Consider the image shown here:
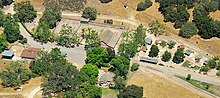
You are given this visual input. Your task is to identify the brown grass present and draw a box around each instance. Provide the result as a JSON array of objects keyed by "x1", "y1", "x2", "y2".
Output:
[
  {"x1": 127, "y1": 69, "x2": 205, "y2": 98},
  {"x1": 209, "y1": 10, "x2": 220, "y2": 21}
]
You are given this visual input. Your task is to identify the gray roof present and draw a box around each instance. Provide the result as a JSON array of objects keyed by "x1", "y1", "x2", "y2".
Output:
[
  {"x1": 140, "y1": 57, "x2": 158, "y2": 64},
  {"x1": 101, "y1": 30, "x2": 121, "y2": 48},
  {"x1": 2, "y1": 50, "x2": 14, "y2": 57},
  {"x1": 185, "y1": 50, "x2": 193, "y2": 56},
  {"x1": 99, "y1": 72, "x2": 115, "y2": 83},
  {"x1": 195, "y1": 54, "x2": 203, "y2": 59},
  {"x1": 168, "y1": 40, "x2": 177, "y2": 44},
  {"x1": 145, "y1": 37, "x2": 152, "y2": 45}
]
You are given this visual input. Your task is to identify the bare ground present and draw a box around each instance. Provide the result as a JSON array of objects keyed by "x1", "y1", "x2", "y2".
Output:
[{"x1": 127, "y1": 69, "x2": 205, "y2": 98}]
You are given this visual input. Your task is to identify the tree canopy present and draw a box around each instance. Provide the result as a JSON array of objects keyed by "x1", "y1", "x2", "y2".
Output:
[
  {"x1": 83, "y1": 28, "x2": 101, "y2": 49},
  {"x1": 86, "y1": 47, "x2": 110, "y2": 68},
  {"x1": 56, "y1": 24, "x2": 80, "y2": 47},
  {"x1": 137, "y1": 0, "x2": 153, "y2": 11},
  {"x1": 79, "y1": 64, "x2": 99, "y2": 85},
  {"x1": 0, "y1": 34, "x2": 8, "y2": 52},
  {"x1": 3, "y1": 14, "x2": 20, "y2": 43},
  {"x1": 33, "y1": 22, "x2": 54, "y2": 43},
  {"x1": 14, "y1": 1, "x2": 37, "y2": 22},
  {"x1": 0, "y1": 62, "x2": 33, "y2": 88},
  {"x1": 179, "y1": 22, "x2": 198, "y2": 38},
  {"x1": 82, "y1": 7, "x2": 97, "y2": 20},
  {"x1": 0, "y1": 0, "x2": 13, "y2": 8},
  {"x1": 110, "y1": 56, "x2": 130, "y2": 78},
  {"x1": 118, "y1": 85, "x2": 143, "y2": 98},
  {"x1": 99, "y1": 0, "x2": 112, "y2": 3},
  {"x1": 148, "y1": 20, "x2": 166, "y2": 36},
  {"x1": 162, "y1": 50, "x2": 172, "y2": 62},
  {"x1": 39, "y1": 4, "x2": 61, "y2": 29},
  {"x1": 148, "y1": 45, "x2": 159, "y2": 57},
  {"x1": 172, "y1": 49, "x2": 185, "y2": 64}
]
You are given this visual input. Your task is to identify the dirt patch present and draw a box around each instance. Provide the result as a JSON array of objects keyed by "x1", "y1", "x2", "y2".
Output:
[
  {"x1": 0, "y1": 95, "x2": 24, "y2": 98},
  {"x1": 127, "y1": 69, "x2": 204, "y2": 98},
  {"x1": 209, "y1": 10, "x2": 220, "y2": 21},
  {"x1": 209, "y1": 85, "x2": 220, "y2": 97}
]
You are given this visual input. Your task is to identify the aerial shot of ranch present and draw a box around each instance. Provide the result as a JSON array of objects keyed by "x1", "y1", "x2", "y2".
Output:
[{"x1": 0, "y1": 0, "x2": 220, "y2": 98}]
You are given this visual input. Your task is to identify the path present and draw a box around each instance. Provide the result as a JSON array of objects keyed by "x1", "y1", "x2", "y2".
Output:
[{"x1": 27, "y1": 86, "x2": 42, "y2": 98}]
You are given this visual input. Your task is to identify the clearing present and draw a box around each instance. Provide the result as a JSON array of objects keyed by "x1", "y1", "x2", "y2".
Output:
[{"x1": 127, "y1": 69, "x2": 205, "y2": 98}]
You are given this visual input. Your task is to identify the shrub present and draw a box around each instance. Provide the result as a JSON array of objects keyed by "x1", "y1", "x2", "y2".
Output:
[
  {"x1": 82, "y1": 7, "x2": 97, "y2": 20},
  {"x1": 137, "y1": 0, "x2": 152, "y2": 11},
  {"x1": 131, "y1": 63, "x2": 140, "y2": 72},
  {"x1": 162, "y1": 51, "x2": 172, "y2": 62},
  {"x1": 179, "y1": 22, "x2": 198, "y2": 38},
  {"x1": 104, "y1": 19, "x2": 113, "y2": 24},
  {"x1": 186, "y1": 74, "x2": 191, "y2": 80}
]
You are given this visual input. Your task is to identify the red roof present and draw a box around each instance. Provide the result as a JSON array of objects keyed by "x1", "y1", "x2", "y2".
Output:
[
  {"x1": 21, "y1": 47, "x2": 41, "y2": 59},
  {"x1": 177, "y1": 45, "x2": 185, "y2": 49}
]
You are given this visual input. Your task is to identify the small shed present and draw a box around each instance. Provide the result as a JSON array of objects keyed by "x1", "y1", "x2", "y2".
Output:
[
  {"x1": 145, "y1": 37, "x2": 152, "y2": 45},
  {"x1": 80, "y1": 18, "x2": 90, "y2": 24},
  {"x1": 99, "y1": 72, "x2": 115, "y2": 87},
  {"x1": 2, "y1": 50, "x2": 14, "y2": 59},
  {"x1": 140, "y1": 57, "x2": 158, "y2": 64},
  {"x1": 177, "y1": 45, "x2": 185, "y2": 50},
  {"x1": 203, "y1": 60, "x2": 209, "y2": 65},
  {"x1": 21, "y1": 47, "x2": 41, "y2": 59},
  {"x1": 195, "y1": 53, "x2": 203, "y2": 61},
  {"x1": 155, "y1": 40, "x2": 162, "y2": 45},
  {"x1": 185, "y1": 50, "x2": 194, "y2": 56},
  {"x1": 167, "y1": 40, "x2": 177, "y2": 45}
]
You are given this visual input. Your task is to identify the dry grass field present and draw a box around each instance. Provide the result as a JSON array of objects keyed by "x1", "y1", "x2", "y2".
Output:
[
  {"x1": 127, "y1": 69, "x2": 205, "y2": 98},
  {"x1": 209, "y1": 10, "x2": 220, "y2": 21}
]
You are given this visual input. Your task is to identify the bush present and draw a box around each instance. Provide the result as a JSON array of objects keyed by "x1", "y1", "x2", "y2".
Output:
[
  {"x1": 162, "y1": 51, "x2": 172, "y2": 62},
  {"x1": 160, "y1": 40, "x2": 167, "y2": 47},
  {"x1": 186, "y1": 74, "x2": 191, "y2": 80},
  {"x1": 148, "y1": 45, "x2": 159, "y2": 57},
  {"x1": 82, "y1": 7, "x2": 97, "y2": 20},
  {"x1": 131, "y1": 63, "x2": 140, "y2": 72},
  {"x1": 179, "y1": 22, "x2": 198, "y2": 38},
  {"x1": 99, "y1": 0, "x2": 112, "y2": 3},
  {"x1": 137, "y1": 0, "x2": 152, "y2": 11},
  {"x1": 217, "y1": 71, "x2": 220, "y2": 77},
  {"x1": 168, "y1": 42, "x2": 175, "y2": 49},
  {"x1": 104, "y1": 19, "x2": 113, "y2": 24},
  {"x1": 18, "y1": 38, "x2": 27, "y2": 44}
]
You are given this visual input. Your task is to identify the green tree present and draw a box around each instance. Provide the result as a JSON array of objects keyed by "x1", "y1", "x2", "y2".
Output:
[
  {"x1": 168, "y1": 42, "x2": 175, "y2": 49},
  {"x1": 148, "y1": 20, "x2": 166, "y2": 36},
  {"x1": 0, "y1": 34, "x2": 8, "y2": 52},
  {"x1": 3, "y1": 14, "x2": 20, "y2": 43},
  {"x1": 162, "y1": 50, "x2": 172, "y2": 62},
  {"x1": 148, "y1": 45, "x2": 159, "y2": 57},
  {"x1": 134, "y1": 24, "x2": 146, "y2": 45},
  {"x1": 114, "y1": 76, "x2": 126, "y2": 90},
  {"x1": 131, "y1": 63, "x2": 140, "y2": 72},
  {"x1": 82, "y1": 7, "x2": 97, "y2": 20},
  {"x1": 137, "y1": 0, "x2": 152, "y2": 11},
  {"x1": 118, "y1": 85, "x2": 143, "y2": 98},
  {"x1": 172, "y1": 49, "x2": 185, "y2": 64},
  {"x1": 84, "y1": 28, "x2": 101, "y2": 49},
  {"x1": 14, "y1": 1, "x2": 37, "y2": 22},
  {"x1": 0, "y1": 62, "x2": 33, "y2": 88},
  {"x1": 110, "y1": 56, "x2": 130, "y2": 78},
  {"x1": 39, "y1": 4, "x2": 61, "y2": 28},
  {"x1": 186, "y1": 74, "x2": 191, "y2": 80},
  {"x1": 0, "y1": 0, "x2": 13, "y2": 8},
  {"x1": 79, "y1": 64, "x2": 99, "y2": 85},
  {"x1": 86, "y1": 47, "x2": 110, "y2": 68},
  {"x1": 200, "y1": 65, "x2": 210, "y2": 72},
  {"x1": 207, "y1": 59, "x2": 217, "y2": 69},
  {"x1": 179, "y1": 22, "x2": 198, "y2": 38},
  {"x1": 160, "y1": 40, "x2": 167, "y2": 47},
  {"x1": 33, "y1": 22, "x2": 54, "y2": 43},
  {"x1": 0, "y1": 10, "x2": 4, "y2": 26},
  {"x1": 56, "y1": 24, "x2": 80, "y2": 47}
]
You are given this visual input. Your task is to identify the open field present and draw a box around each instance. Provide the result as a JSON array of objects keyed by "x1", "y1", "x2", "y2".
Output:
[
  {"x1": 127, "y1": 69, "x2": 205, "y2": 98},
  {"x1": 209, "y1": 10, "x2": 220, "y2": 21}
]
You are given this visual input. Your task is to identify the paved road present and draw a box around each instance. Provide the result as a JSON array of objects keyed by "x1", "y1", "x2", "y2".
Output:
[
  {"x1": 140, "y1": 62, "x2": 220, "y2": 86},
  {"x1": 19, "y1": 23, "x2": 86, "y2": 68}
]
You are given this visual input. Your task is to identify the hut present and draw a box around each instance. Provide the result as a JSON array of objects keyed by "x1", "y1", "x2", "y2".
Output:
[
  {"x1": 145, "y1": 37, "x2": 152, "y2": 45},
  {"x1": 21, "y1": 47, "x2": 41, "y2": 59},
  {"x1": 140, "y1": 57, "x2": 158, "y2": 64},
  {"x1": 2, "y1": 50, "x2": 14, "y2": 59}
]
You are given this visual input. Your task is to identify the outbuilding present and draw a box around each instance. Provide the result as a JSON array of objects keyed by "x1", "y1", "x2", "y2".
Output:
[
  {"x1": 80, "y1": 18, "x2": 90, "y2": 24},
  {"x1": 21, "y1": 47, "x2": 41, "y2": 59},
  {"x1": 140, "y1": 57, "x2": 158, "y2": 64},
  {"x1": 145, "y1": 37, "x2": 152, "y2": 45},
  {"x1": 184, "y1": 50, "x2": 194, "y2": 56},
  {"x1": 195, "y1": 53, "x2": 203, "y2": 61},
  {"x1": 2, "y1": 50, "x2": 14, "y2": 59},
  {"x1": 167, "y1": 40, "x2": 177, "y2": 45},
  {"x1": 99, "y1": 72, "x2": 115, "y2": 87}
]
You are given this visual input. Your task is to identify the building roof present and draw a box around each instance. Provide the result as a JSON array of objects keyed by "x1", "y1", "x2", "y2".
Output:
[
  {"x1": 178, "y1": 45, "x2": 185, "y2": 49},
  {"x1": 100, "y1": 30, "x2": 121, "y2": 48},
  {"x1": 2, "y1": 50, "x2": 14, "y2": 57},
  {"x1": 140, "y1": 57, "x2": 158, "y2": 64},
  {"x1": 145, "y1": 37, "x2": 152, "y2": 45},
  {"x1": 140, "y1": 45, "x2": 147, "y2": 52},
  {"x1": 155, "y1": 40, "x2": 162, "y2": 45},
  {"x1": 21, "y1": 47, "x2": 41, "y2": 59},
  {"x1": 195, "y1": 54, "x2": 203, "y2": 59},
  {"x1": 99, "y1": 72, "x2": 115, "y2": 83},
  {"x1": 184, "y1": 50, "x2": 193, "y2": 56}
]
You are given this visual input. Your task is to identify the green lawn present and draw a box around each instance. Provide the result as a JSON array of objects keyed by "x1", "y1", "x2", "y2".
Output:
[
  {"x1": 177, "y1": 75, "x2": 211, "y2": 91},
  {"x1": 102, "y1": 88, "x2": 118, "y2": 96}
]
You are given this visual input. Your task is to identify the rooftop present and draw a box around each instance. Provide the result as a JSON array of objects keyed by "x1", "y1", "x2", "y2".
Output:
[
  {"x1": 21, "y1": 47, "x2": 41, "y2": 59},
  {"x1": 2, "y1": 50, "x2": 14, "y2": 57},
  {"x1": 145, "y1": 37, "x2": 152, "y2": 45},
  {"x1": 100, "y1": 30, "x2": 121, "y2": 48},
  {"x1": 99, "y1": 72, "x2": 115, "y2": 83}
]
